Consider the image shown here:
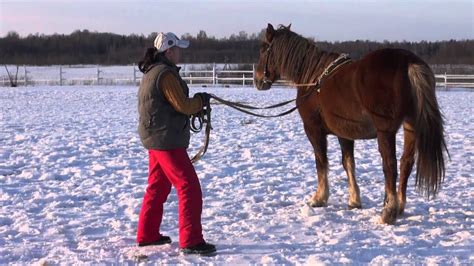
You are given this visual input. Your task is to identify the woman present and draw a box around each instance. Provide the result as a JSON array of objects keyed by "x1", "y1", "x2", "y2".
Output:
[{"x1": 136, "y1": 32, "x2": 215, "y2": 255}]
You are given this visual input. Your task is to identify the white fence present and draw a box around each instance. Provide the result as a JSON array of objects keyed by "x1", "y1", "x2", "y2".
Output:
[
  {"x1": 1, "y1": 65, "x2": 474, "y2": 88},
  {"x1": 0, "y1": 64, "x2": 256, "y2": 87},
  {"x1": 434, "y1": 74, "x2": 474, "y2": 88}
]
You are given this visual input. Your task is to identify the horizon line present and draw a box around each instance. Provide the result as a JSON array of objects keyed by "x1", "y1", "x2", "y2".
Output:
[{"x1": 2, "y1": 29, "x2": 473, "y2": 43}]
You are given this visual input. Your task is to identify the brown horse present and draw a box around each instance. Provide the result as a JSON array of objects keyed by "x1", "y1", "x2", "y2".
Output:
[{"x1": 254, "y1": 24, "x2": 448, "y2": 224}]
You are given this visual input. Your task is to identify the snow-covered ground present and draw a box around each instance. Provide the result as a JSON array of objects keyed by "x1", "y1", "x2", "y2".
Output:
[{"x1": 0, "y1": 86, "x2": 472, "y2": 264}]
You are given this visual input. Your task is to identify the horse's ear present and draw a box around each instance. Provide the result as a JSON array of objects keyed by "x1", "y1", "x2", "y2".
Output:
[
  {"x1": 287, "y1": 23, "x2": 292, "y2": 30},
  {"x1": 266, "y1": 23, "x2": 275, "y2": 43}
]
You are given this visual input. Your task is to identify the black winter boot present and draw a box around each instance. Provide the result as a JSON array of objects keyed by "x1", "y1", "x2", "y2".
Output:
[
  {"x1": 138, "y1": 235, "x2": 172, "y2": 247},
  {"x1": 180, "y1": 242, "x2": 216, "y2": 255}
]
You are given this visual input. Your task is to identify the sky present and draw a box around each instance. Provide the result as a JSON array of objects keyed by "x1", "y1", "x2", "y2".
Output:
[{"x1": 0, "y1": 0, "x2": 472, "y2": 42}]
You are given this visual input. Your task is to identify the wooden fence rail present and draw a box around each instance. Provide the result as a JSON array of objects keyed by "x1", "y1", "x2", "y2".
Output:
[{"x1": 1, "y1": 65, "x2": 473, "y2": 88}]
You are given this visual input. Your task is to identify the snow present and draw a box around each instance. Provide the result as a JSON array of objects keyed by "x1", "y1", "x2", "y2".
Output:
[{"x1": 0, "y1": 85, "x2": 472, "y2": 264}]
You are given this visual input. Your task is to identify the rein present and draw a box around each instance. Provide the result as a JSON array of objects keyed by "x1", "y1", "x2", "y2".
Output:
[
  {"x1": 190, "y1": 100, "x2": 212, "y2": 163},
  {"x1": 190, "y1": 53, "x2": 352, "y2": 163}
]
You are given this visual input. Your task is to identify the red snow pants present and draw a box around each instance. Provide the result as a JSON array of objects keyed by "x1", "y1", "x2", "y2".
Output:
[{"x1": 136, "y1": 148, "x2": 204, "y2": 248}]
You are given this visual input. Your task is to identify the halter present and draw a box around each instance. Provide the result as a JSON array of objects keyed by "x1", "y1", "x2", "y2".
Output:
[{"x1": 262, "y1": 42, "x2": 274, "y2": 84}]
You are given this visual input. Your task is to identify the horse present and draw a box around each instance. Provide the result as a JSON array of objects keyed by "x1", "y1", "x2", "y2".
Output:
[{"x1": 254, "y1": 24, "x2": 448, "y2": 224}]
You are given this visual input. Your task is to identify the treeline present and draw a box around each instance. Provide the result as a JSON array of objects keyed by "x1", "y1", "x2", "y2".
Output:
[{"x1": 0, "y1": 30, "x2": 473, "y2": 66}]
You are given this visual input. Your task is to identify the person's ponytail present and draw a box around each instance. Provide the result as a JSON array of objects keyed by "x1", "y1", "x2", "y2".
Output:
[{"x1": 138, "y1": 47, "x2": 158, "y2": 73}]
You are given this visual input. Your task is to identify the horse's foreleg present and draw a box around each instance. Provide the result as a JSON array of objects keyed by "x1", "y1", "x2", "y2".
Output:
[
  {"x1": 338, "y1": 138, "x2": 361, "y2": 209},
  {"x1": 308, "y1": 133, "x2": 329, "y2": 207},
  {"x1": 376, "y1": 131, "x2": 399, "y2": 224},
  {"x1": 398, "y1": 122, "x2": 416, "y2": 215}
]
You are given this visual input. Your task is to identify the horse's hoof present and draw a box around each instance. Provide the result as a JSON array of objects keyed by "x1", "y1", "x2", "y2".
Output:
[
  {"x1": 307, "y1": 199, "x2": 327, "y2": 208},
  {"x1": 380, "y1": 208, "x2": 397, "y2": 225},
  {"x1": 397, "y1": 205, "x2": 405, "y2": 216},
  {"x1": 348, "y1": 204, "x2": 362, "y2": 210},
  {"x1": 397, "y1": 200, "x2": 406, "y2": 215}
]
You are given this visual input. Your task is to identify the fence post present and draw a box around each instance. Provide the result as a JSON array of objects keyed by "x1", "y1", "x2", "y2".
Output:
[
  {"x1": 444, "y1": 72, "x2": 448, "y2": 90},
  {"x1": 24, "y1": 65, "x2": 28, "y2": 86},
  {"x1": 97, "y1": 65, "x2": 102, "y2": 85},
  {"x1": 59, "y1": 66, "x2": 63, "y2": 86},
  {"x1": 133, "y1": 64, "x2": 137, "y2": 84},
  {"x1": 242, "y1": 73, "x2": 245, "y2": 86},
  {"x1": 252, "y1": 64, "x2": 256, "y2": 87},
  {"x1": 190, "y1": 74, "x2": 193, "y2": 85},
  {"x1": 212, "y1": 63, "x2": 216, "y2": 86}
]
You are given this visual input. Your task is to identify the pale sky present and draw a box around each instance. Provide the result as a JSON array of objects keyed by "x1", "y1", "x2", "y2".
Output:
[{"x1": 0, "y1": 0, "x2": 472, "y2": 41}]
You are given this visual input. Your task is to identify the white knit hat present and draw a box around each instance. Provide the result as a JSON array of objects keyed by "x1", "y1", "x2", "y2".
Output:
[{"x1": 154, "y1": 32, "x2": 189, "y2": 52}]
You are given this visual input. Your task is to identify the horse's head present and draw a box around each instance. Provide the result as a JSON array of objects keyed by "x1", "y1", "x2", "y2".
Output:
[{"x1": 255, "y1": 23, "x2": 283, "y2": 90}]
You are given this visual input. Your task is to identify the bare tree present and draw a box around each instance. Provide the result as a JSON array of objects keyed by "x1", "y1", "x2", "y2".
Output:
[{"x1": 4, "y1": 65, "x2": 19, "y2": 87}]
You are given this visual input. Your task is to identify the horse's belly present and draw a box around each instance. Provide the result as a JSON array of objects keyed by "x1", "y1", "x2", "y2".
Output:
[{"x1": 326, "y1": 111, "x2": 377, "y2": 140}]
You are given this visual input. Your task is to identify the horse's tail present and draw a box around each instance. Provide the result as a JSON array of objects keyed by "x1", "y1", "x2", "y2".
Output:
[{"x1": 408, "y1": 63, "x2": 448, "y2": 198}]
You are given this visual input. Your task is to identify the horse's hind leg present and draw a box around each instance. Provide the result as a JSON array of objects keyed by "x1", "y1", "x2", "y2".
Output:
[
  {"x1": 307, "y1": 132, "x2": 330, "y2": 207},
  {"x1": 398, "y1": 122, "x2": 416, "y2": 215},
  {"x1": 376, "y1": 131, "x2": 399, "y2": 224},
  {"x1": 338, "y1": 138, "x2": 361, "y2": 209}
]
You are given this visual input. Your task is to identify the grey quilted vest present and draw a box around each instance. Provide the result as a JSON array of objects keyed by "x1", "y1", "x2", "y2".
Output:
[{"x1": 137, "y1": 61, "x2": 190, "y2": 150}]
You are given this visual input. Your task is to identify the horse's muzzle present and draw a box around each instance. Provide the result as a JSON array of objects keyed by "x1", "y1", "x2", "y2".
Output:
[{"x1": 255, "y1": 79, "x2": 272, "y2": 90}]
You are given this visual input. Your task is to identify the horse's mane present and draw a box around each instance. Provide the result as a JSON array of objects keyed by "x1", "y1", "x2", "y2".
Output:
[{"x1": 272, "y1": 25, "x2": 338, "y2": 84}]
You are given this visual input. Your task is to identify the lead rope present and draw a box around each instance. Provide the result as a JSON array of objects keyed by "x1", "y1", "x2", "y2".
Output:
[
  {"x1": 190, "y1": 101, "x2": 212, "y2": 163},
  {"x1": 189, "y1": 54, "x2": 351, "y2": 163}
]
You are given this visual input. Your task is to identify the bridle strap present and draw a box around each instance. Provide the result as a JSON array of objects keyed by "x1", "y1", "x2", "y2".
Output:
[
  {"x1": 262, "y1": 43, "x2": 273, "y2": 84},
  {"x1": 292, "y1": 53, "x2": 352, "y2": 90}
]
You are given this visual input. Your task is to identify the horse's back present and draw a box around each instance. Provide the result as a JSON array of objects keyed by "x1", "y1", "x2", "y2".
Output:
[
  {"x1": 353, "y1": 48, "x2": 423, "y2": 130},
  {"x1": 355, "y1": 48, "x2": 424, "y2": 92},
  {"x1": 307, "y1": 48, "x2": 427, "y2": 139}
]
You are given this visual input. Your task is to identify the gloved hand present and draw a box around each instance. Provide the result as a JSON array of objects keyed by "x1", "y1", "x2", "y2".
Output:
[{"x1": 194, "y1": 92, "x2": 212, "y2": 106}]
